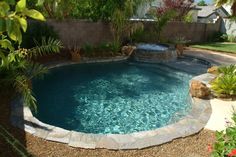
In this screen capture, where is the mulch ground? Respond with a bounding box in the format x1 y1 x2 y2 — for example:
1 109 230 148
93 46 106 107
0 91 216 157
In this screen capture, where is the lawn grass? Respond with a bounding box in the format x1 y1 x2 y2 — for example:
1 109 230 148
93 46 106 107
191 42 236 54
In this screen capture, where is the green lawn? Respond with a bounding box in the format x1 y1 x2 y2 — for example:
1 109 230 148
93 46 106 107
191 42 236 54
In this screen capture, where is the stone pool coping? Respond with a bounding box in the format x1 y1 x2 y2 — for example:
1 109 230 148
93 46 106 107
46 55 130 69
10 57 213 150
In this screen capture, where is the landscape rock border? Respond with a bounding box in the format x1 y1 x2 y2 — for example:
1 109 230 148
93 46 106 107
11 57 213 150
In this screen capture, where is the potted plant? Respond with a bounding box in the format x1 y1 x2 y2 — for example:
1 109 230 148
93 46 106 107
69 46 81 62
174 36 189 57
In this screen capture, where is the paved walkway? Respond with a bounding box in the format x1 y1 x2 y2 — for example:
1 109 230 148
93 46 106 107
185 48 236 131
184 48 236 65
205 99 236 131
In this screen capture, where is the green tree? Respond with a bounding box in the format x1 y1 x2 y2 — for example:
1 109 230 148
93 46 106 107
215 0 236 16
36 0 147 21
0 0 62 111
34 0 77 19
197 0 207 6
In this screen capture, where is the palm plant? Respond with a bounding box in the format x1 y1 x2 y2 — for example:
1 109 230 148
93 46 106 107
110 0 147 52
0 38 62 111
0 0 63 111
0 124 33 157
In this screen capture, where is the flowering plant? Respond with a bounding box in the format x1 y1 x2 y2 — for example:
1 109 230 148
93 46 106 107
228 149 236 157
211 112 236 157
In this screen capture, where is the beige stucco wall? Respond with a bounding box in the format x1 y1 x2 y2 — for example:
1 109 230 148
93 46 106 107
46 19 221 48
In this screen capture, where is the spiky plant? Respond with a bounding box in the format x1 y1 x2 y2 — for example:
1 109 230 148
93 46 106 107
211 74 236 97
0 38 62 111
0 0 63 111
218 64 236 75
0 125 33 157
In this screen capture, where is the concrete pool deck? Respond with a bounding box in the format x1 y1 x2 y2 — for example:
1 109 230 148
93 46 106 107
185 48 236 132
184 47 236 65
205 99 236 131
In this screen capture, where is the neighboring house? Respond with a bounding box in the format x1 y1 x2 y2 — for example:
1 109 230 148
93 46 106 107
219 5 236 36
197 5 230 23
135 0 200 22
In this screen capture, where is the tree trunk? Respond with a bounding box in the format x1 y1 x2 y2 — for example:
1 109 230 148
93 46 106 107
231 2 236 16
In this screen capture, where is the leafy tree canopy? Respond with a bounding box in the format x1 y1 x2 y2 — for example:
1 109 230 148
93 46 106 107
33 0 147 21
197 0 207 6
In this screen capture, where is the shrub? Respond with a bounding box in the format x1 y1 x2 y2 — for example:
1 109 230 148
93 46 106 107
183 12 194 23
208 32 226 42
228 35 236 42
130 27 145 43
0 0 62 111
96 42 112 53
212 112 236 157
80 42 121 57
221 34 229 41
81 43 94 57
218 65 236 75
109 41 121 54
211 74 236 97
197 0 207 6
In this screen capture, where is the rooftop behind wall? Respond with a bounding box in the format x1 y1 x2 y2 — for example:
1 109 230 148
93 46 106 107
46 19 221 48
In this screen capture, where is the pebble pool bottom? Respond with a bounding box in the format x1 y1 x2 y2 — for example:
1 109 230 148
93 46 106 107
33 61 195 134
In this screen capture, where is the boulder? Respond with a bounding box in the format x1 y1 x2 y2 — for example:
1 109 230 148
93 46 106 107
121 46 136 56
207 66 218 74
190 80 211 99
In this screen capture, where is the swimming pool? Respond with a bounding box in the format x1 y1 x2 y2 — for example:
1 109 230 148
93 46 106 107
33 61 206 134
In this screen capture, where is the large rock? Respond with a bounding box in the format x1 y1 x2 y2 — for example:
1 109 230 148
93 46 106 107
121 46 136 56
207 66 218 74
190 80 211 99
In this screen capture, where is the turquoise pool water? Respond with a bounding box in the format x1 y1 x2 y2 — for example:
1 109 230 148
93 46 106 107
33 61 198 134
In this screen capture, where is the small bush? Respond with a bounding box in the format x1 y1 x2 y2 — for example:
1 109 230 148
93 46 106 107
208 32 226 42
218 65 236 75
81 43 94 57
109 41 121 54
80 41 121 57
228 35 236 42
183 12 194 23
211 65 236 98
130 27 145 43
212 112 236 157
211 74 236 97
221 34 229 41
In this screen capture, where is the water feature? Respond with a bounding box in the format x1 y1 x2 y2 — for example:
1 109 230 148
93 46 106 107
133 44 177 63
